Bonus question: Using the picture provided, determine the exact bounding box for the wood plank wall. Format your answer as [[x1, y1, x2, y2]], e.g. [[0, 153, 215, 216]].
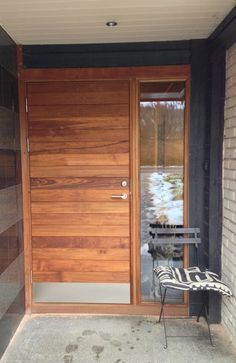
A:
[[28, 80, 131, 284]]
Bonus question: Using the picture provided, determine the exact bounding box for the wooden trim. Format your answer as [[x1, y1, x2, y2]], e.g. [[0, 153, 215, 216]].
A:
[[17, 45, 23, 70], [183, 74, 191, 306], [22, 65, 190, 82], [184, 76, 190, 233], [19, 64, 191, 315], [136, 70, 191, 307], [130, 79, 140, 305], [31, 302, 188, 316], [134, 79, 141, 305], [17, 45, 33, 313]]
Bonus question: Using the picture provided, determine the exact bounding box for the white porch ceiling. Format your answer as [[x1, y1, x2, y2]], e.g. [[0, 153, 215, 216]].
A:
[[0, 0, 235, 45]]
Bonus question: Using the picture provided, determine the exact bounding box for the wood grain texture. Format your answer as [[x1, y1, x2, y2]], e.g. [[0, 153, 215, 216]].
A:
[[31, 213, 129, 225], [33, 271, 129, 283], [130, 79, 140, 305], [29, 117, 128, 130], [29, 128, 129, 142], [28, 104, 129, 121], [32, 236, 129, 249], [28, 81, 129, 105], [30, 153, 129, 166], [33, 248, 129, 261], [183, 74, 190, 305], [31, 189, 129, 202], [23, 65, 191, 82], [31, 202, 129, 214], [31, 224, 129, 237], [30, 140, 129, 154], [28, 79, 131, 285], [30, 165, 129, 178], [21, 65, 191, 312], [31, 177, 129, 189], [33, 259, 129, 273]]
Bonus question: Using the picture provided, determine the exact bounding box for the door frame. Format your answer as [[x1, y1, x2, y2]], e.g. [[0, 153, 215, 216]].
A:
[[135, 77, 190, 306], [17, 45, 190, 315]]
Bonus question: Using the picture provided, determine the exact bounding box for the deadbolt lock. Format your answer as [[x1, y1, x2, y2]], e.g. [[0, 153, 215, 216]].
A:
[[121, 180, 128, 187]]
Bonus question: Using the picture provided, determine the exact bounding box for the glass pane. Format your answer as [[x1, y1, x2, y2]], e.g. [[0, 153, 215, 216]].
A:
[[140, 81, 185, 303]]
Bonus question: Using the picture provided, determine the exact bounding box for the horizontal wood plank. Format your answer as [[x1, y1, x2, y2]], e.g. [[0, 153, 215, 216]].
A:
[[29, 128, 129, 142], [28, 104, 129, 121], [33, 259, 129, 273], [28, 81, 129, 105], [30, 177, 129, 189], [30, 153, 129, 166], [33, 271, 129, 283], [30, 165, 129, 178], [23, 66, 190, 82], [33, 248, 129, 261], [31, 224, 129, 237], [29, 118, 129, 133], [31, 189, 129, 202], [31, 201, 129, 214], [28, 78, 131, 286], [30, 140, 129, 154], [32, 213, 129, 225], [32, 236, 129, 249]]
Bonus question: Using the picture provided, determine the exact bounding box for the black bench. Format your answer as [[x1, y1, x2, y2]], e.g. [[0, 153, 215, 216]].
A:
[[148, 225, 232, 348]]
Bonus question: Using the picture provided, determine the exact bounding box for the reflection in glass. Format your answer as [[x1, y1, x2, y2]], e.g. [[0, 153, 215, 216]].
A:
[[140, 81, 185, 303]]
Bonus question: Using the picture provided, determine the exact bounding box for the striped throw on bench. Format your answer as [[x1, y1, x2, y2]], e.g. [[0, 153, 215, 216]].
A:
[[154, 266, 232, 296]]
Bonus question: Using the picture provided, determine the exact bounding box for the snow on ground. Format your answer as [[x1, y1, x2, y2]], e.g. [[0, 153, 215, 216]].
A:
[[140, 167, 184, 302], [148, 171, 183, 225]]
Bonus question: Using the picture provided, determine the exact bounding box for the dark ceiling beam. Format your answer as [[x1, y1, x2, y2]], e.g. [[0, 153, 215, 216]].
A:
[[208, 5, 236, 50]]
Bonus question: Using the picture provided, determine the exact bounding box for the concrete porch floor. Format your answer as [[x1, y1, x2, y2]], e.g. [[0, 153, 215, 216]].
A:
[[1, 315, 236, 363]]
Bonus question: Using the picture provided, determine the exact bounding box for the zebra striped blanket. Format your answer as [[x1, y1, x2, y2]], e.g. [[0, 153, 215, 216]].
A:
[[154, 266, 232, 296]]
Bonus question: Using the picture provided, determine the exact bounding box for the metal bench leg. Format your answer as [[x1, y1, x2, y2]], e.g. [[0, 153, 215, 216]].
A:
[[158, 286, 166, 322], [196, 302, 205, 322], [152, 259, 155, 298], [158, 286, 168, 349], [203, 300, 214, 346], [196, 291, 214, 346]]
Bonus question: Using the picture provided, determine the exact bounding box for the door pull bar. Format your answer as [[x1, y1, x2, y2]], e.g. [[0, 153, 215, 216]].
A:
[[111, 193, 128, 200]]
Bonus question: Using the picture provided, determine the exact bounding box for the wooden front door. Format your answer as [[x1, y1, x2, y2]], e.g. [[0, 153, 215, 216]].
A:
[[27, 80, 130, 303]]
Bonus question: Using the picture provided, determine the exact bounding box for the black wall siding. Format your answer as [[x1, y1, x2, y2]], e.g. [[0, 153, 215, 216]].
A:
[[22, 41, 191, 68], [207, 46, 226, 323], [0, 26, 24, 358], [189, 40, 209, 268], [206, 6, 236, 322], [209, 6, 236, 51], [0, 27, 17, 77], [188, 40, 210, 316]]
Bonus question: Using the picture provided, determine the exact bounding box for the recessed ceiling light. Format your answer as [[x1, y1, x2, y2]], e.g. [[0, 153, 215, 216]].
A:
[[106, 21, 118, 27]]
